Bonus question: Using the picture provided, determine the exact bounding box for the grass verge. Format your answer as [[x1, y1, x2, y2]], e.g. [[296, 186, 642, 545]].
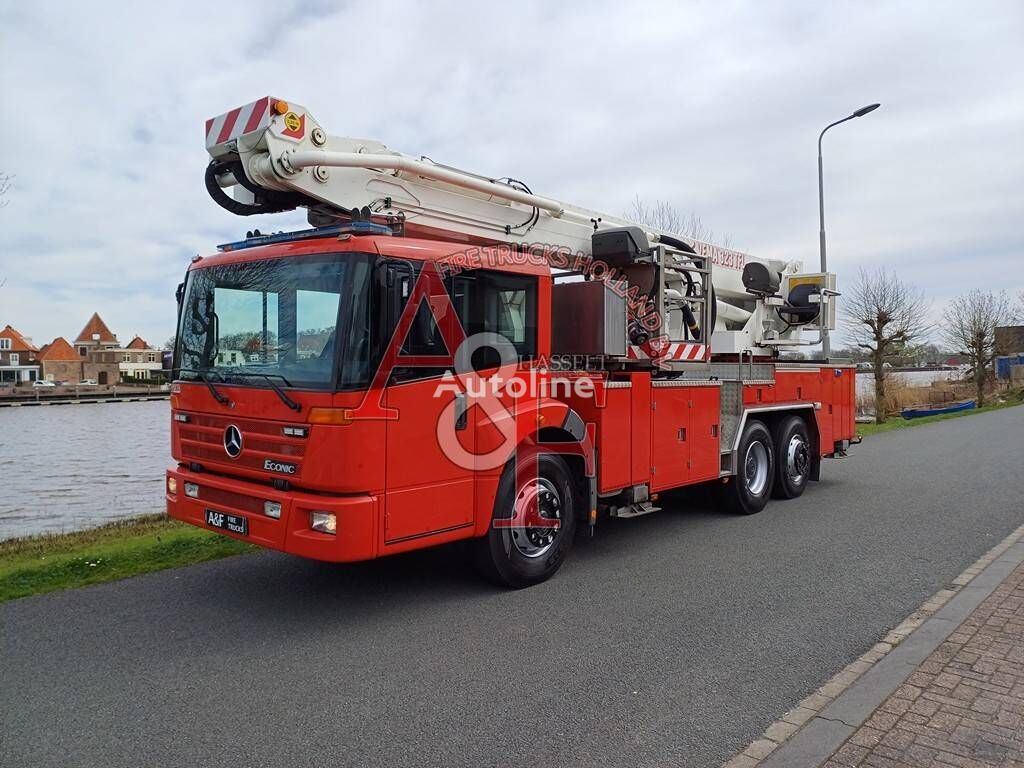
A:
[[0, 515, 253, 603], [858, 391, 1024, 437]]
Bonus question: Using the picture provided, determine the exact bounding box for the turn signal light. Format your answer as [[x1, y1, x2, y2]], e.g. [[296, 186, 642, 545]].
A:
[[167, 477, 177, 495], [310, 511, 337, 535], [308, 408, 354, 426], [273, 100, 289, 115]]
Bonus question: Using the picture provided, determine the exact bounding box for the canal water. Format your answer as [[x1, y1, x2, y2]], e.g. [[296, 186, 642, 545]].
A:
[[0, 400, 170, 540]]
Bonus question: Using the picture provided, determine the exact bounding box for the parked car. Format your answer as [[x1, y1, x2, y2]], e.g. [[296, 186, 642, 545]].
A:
[[78, 380, 98, 386], [32, 380, 56, 388]]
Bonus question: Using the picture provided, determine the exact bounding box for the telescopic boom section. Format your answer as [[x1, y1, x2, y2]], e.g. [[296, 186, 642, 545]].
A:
[[204, 97, 838, 356]]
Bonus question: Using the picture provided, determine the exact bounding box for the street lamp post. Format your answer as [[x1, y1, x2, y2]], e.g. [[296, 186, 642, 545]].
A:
[[818, 102, 880, 358]]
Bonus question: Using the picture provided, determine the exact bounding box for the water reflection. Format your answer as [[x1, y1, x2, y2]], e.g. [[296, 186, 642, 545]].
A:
[[0, 400, 169, 540]]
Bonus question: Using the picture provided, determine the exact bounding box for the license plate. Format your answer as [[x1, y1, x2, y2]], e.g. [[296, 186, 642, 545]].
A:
[[205, 509, 248, 536]]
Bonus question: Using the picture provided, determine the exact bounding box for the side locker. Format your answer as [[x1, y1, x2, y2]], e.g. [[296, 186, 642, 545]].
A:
[[650, 382, 691, 492], [688, 383, 721, 482], [817, 369, 835, 454], [630, 373, 652, 487], [833, 368, 854, 439]]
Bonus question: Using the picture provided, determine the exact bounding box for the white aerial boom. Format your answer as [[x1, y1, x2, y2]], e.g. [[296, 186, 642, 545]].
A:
[[204, 97, 837, 358]]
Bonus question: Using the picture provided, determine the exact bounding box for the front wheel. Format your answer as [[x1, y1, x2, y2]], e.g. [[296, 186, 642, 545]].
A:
[[772, 415, 812, 499], [720, 419, 775, 515], [474, 454, 577, 588]]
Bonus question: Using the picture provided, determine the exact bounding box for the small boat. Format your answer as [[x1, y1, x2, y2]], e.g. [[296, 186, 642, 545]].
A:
[[901, 400, 976, 419]]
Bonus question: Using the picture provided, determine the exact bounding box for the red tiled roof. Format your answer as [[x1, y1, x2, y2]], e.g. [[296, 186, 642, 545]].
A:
[[126, 335, 150, 350], [37, 337, 81, 361], [1, 324, 39, 353], [75, 313, 117, 343]]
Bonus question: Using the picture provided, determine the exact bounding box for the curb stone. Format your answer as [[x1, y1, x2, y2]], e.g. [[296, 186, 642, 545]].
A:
[[721, 521, 1024, 768]]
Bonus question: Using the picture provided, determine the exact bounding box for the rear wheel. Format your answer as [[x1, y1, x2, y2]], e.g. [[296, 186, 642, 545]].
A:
[[474, 454, 577, 588], [721, 419, 775, 515], [772, 415, 811, 499]]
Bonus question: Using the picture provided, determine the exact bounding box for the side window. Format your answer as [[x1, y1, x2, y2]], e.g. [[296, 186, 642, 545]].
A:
[[476, 271, 537, 360], [382, 260, 451, 384], [379, 262, 537, 383]]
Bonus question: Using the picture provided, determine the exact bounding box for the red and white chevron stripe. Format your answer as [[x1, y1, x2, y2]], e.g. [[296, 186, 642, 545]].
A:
[[627, 341, 709, 363], [205, 97, 274, 150]]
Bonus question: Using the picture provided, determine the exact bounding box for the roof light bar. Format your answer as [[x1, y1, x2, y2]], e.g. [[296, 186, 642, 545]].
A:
[[216, 221, 395, 252]]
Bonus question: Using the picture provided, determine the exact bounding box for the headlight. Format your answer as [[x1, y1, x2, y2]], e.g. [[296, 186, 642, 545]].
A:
[[184, 482, 199, 498], [264, 501, 282, 519], [167, 477, 177, 495], [310, 511, 336, 534]]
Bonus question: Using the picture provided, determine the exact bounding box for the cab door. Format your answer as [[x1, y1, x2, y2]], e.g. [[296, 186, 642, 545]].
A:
[[381, 261, 475, 544]]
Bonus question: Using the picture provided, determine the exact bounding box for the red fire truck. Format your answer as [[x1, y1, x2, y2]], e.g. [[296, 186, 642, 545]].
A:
[[167, 97, 857, 587]]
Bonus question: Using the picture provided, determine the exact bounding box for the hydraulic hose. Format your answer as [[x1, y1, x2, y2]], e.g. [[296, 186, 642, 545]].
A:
[[204, 160, 305, 217], [656, 234, 717, 341]]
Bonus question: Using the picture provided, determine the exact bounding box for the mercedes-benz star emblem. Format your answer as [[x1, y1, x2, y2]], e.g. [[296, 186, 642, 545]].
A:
[[223, 425, 243, 459]]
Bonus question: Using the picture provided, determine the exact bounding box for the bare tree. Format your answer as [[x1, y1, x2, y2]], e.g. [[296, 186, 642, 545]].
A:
[[1016, 290, 1024, 323], [0, 172, 11, 209], [942, 290, 1012, 407], [843, 267, 931, 423], [626, 196, 734, 248]]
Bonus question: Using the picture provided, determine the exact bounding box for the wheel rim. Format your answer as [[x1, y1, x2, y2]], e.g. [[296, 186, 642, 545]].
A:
[[785, 434, 809, 485], [744, 441, 769, 496], [510, 477, 562, 559]]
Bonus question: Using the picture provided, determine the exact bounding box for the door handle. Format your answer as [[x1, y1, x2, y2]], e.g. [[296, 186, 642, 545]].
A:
[[454, 392, 467, 431]]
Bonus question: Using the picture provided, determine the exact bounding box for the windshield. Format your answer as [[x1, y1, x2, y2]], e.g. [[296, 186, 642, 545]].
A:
[[175, 253, 371, 390]]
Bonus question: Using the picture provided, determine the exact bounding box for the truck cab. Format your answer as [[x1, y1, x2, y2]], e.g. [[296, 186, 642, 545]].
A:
[[167, 230, 575, 583]]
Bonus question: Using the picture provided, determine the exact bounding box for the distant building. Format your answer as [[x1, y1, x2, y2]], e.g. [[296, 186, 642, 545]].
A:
[[74, 312, 120, 357], [0, 325, 40, 384], [215, 349, 247, 367], [120, 336, 163, 380], [37, 337, 84, 383], [37, 335, 121, 385], [8, 314, 168, 386]]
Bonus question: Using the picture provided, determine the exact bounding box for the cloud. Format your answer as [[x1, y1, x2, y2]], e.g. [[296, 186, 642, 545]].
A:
[[0, 0, 1021, 349]]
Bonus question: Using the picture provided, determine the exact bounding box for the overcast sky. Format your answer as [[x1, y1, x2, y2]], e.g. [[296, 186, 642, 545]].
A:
[[1, 0, 1021, 349]]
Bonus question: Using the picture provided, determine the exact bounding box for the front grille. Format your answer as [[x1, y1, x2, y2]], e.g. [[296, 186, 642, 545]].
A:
[[179, 413, 305, 473]]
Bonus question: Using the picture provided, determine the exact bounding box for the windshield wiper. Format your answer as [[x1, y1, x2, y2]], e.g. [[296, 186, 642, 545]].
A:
[[179, 368, 231, 407], [223, 371, 302, 412]]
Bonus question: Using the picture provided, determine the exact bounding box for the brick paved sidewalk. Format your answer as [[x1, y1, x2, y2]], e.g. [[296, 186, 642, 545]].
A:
[[821, 560, 1024, 768]]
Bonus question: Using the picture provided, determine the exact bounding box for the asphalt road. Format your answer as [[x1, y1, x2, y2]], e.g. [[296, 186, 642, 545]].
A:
[[3, 406, 1023, 768]]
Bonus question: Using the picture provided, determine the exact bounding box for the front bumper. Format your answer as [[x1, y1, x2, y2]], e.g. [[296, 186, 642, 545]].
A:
[[166, 466, 379, 562]]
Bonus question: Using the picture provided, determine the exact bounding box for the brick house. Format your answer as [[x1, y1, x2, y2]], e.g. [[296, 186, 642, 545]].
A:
[[37, 337, 83, 383], [83, 348, 124, 385], [74, 313, 120, 358], [36, 336, 121, 384], [0, 324, 40, 384], [120, 336, 163, 380]]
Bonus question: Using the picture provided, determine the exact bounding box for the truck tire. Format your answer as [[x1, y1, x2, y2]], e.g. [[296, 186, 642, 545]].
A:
[[721, 419, 775, 515], [772, 415, 811, 499], [474, 454, 577, 588]]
